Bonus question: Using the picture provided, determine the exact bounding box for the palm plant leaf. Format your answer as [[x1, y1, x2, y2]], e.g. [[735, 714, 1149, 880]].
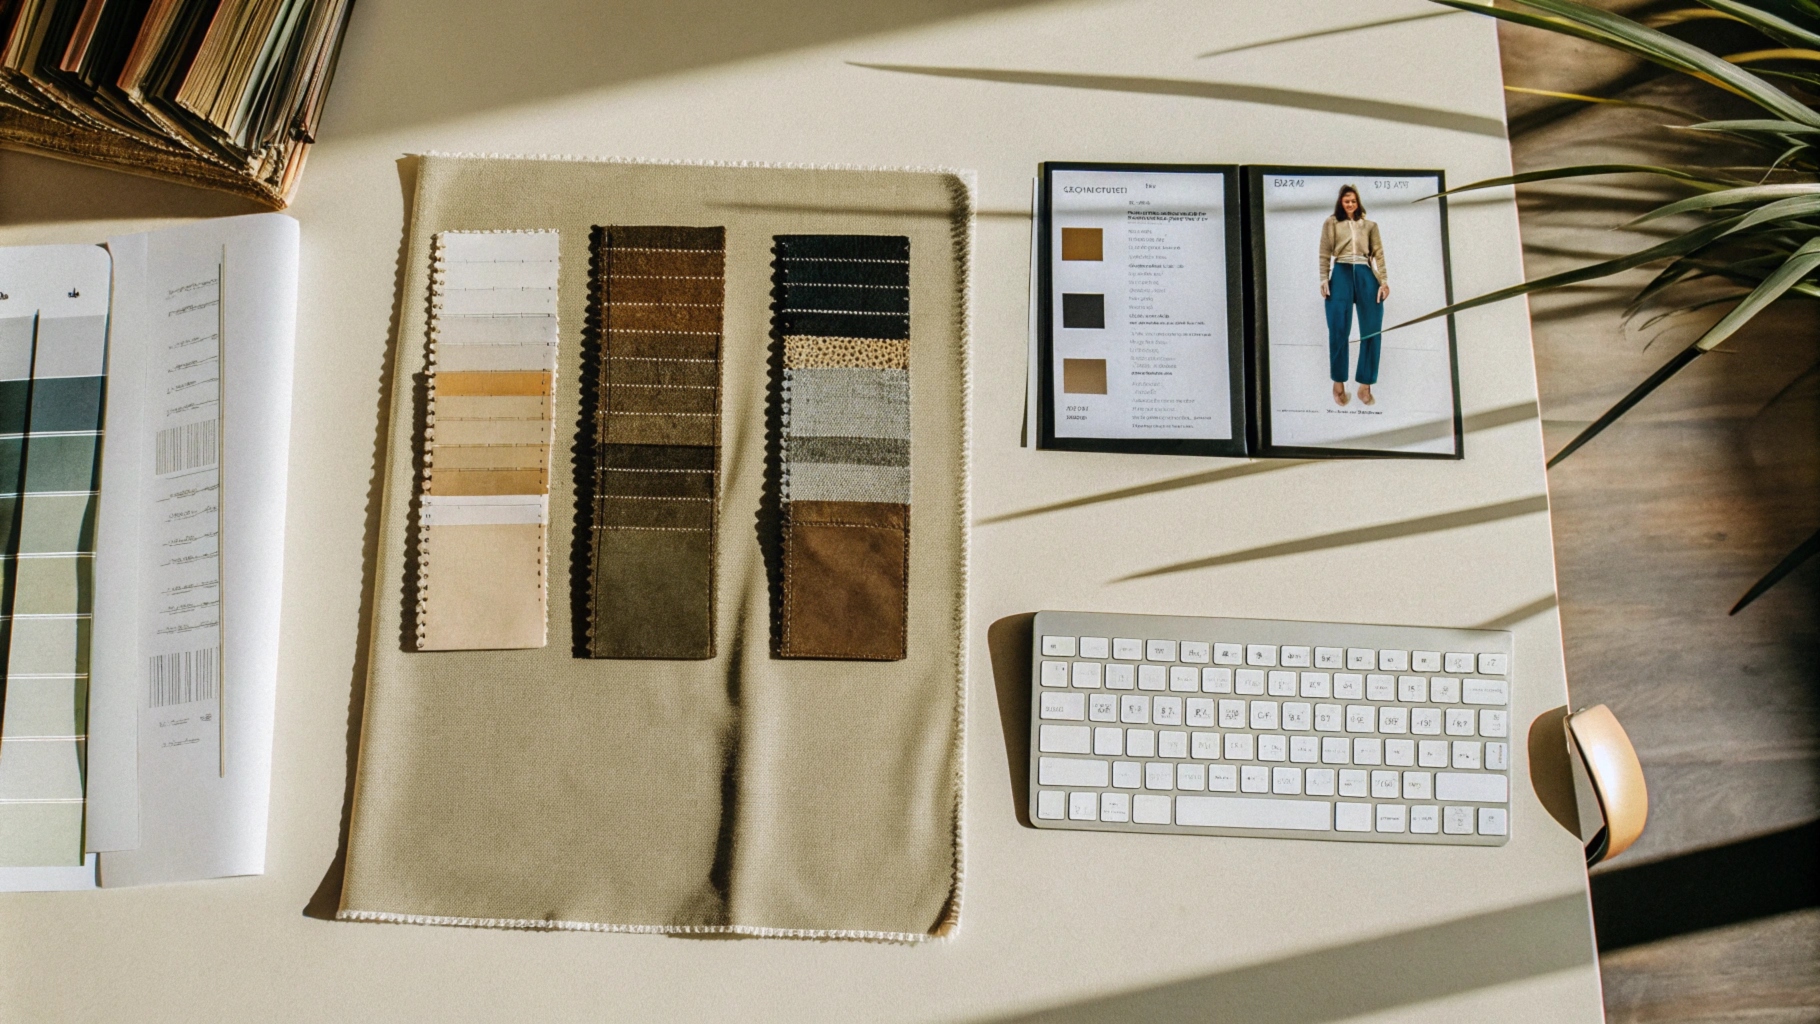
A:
[[1431, 164, 1744, 200], [1720, 191, 1820, 230], [1504, 85, 1703, 120], [1629, 181, 1820, 224], [1699, 0, 1820, 48], [1547, 344, 1705, 467], [1724, 46, 1820, 61], [1731, 525, 1820, 612]]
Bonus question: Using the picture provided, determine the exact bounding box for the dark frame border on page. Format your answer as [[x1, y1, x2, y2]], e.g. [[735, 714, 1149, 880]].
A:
[[1245, 165, 1464, 461], [1037, 161, 1249, 458]]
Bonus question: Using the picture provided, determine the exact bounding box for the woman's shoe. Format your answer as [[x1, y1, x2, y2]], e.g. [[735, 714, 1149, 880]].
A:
[[1333, 384, 1350, 407], [1358, 384, 1375, 406]]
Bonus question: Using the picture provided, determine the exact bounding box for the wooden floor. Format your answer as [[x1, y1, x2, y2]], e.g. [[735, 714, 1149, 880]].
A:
[[1500, 15, 1820, 1022]]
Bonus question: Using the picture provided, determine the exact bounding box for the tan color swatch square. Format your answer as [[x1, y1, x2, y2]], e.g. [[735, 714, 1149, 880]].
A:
[[1060, 227, 1103, 261], [418, 523, 546, 650], [1062, 357, 1109, 394]]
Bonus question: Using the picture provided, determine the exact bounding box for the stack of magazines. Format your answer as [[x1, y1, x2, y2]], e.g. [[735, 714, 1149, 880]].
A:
[[0, 0, 355, 207]]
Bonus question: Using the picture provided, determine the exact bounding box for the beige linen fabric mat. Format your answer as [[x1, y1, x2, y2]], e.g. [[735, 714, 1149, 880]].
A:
[[338, 155, 971, 940]]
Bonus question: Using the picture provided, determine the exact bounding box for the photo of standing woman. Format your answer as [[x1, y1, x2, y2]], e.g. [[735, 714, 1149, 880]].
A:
[[1320, 185, 1388, 407]]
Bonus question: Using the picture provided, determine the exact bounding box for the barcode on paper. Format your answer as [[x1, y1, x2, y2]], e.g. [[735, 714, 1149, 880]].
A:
[[148, 648, 218, 707], [155, 419, 218, 475]]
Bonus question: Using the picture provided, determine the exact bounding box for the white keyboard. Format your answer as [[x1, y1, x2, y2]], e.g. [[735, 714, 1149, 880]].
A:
[[1029, 610, 1514, 846]]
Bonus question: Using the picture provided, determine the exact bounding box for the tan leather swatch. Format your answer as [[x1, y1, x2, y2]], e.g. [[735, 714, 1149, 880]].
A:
[[435, 371, 553, 396], [428, 468, 548, 496], [779, 501, 908, 661]]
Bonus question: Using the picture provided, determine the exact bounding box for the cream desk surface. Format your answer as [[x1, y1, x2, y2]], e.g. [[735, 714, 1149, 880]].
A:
[[0, 1, 1604, 1021]]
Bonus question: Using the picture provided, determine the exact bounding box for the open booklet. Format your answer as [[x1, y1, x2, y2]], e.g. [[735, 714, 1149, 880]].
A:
[[0, 212, 297, 891]]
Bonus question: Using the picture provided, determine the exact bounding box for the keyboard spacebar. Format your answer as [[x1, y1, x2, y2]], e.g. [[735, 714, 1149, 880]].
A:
[[1176, 796, 1333, 831]]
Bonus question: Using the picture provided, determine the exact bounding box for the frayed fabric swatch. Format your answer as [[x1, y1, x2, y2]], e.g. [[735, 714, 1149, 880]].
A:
[[417, 231, 559, 651], [588, 226, 725, 659], [774, 234, 911, 661]]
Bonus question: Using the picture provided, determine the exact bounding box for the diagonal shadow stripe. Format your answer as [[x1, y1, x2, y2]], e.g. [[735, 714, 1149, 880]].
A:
[[850, 64, 1508, 138], [1472, 593, 1558, 629], [1197, 10, 1462, 58], [972, 892, 1592, 1024], [1118, 495, 1550, 581], [980, 401, 1538, 526]]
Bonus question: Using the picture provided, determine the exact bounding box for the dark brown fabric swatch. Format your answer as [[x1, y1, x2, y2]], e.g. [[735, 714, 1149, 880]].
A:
[[779, 501, 909, 661], [589, 225, 726, 660]]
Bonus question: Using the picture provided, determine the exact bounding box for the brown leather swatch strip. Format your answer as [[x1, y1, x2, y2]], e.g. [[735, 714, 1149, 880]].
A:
[[589, 226, 725, 660], [779, 500, 909, 661]]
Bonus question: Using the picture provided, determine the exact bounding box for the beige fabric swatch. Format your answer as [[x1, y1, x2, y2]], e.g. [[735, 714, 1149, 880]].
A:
[[341, 156, 971, 940]]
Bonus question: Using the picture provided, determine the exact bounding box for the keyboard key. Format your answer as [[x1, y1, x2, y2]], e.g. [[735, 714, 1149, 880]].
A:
[[1106, 664, 1136, 689], [1281, 645, 1312, 667], [1444, 653, 1475, 674], [1069, 792, 1097, 820], [1367, 674, 1395, 701], [1305, 768, 1336, 795], [1154, 696, 1183, 725], [1218, 699, 1246, 727], [1208, 764, 1238, 791], [1444, 805, 1475, 834], [1411, 708, 1441, 735], [1371, 770, 1400, 798], [1089, 694, 1117, 722], [1037, 790, 1065, 819], [1290, 736, 1319, 762], [1071, 662, 1102, 688], [1213, 643, 1243, 665], [1352, 738, 1382, 765], [1042, 635, 1077, 657], [1146, 763, 1174, 789], [1273, 766, 1303, 794], [1485, 741, 1509, 771], [1133, 794, 1171, 824], [1445, 709, 1475, 736], [1170, 667, 1199, 692], [1258, 735, 1287, 761], [1464, 679, 1508, 706], [1113, 638, 1143, 660], [1410, 804, 1439, 833], [1158, 731, 1187, 758], [1418, 740, 1449, 768], [1385, 739, 1415, 766], [1376, 804, 1408, 833], [1240, 766, 1269, 792], [1094, 727, 1123, 755], [1191, 731, 1221, 758], [1186, 698, 1214, 726], [1283, 702, 1312, 731], [1334, 673, 1364, 699], [1336, 802, 1372, 831], [1120, 695, 1150, 724], [1478, 807, 1509, 835], [1378, 707, 1409, 734], [1138, 665, 1167, 690], [1315, 647, 1344, 669], [1268, 670, 1298, 696], [1403, 771, 1433, 800], [1314, 704, 1343, 732], [1480, 710, 1508, 738], [1412, 651, 1441, 673], [1039, 757, 1108, 787], [1113, 761, 1141, 788], [1247, 644, 1278, 666], [1452, 741, 1481, 770], [1177, 795, 1333, 831], [1251, 701, 1279, 730], [1478, 653, 1509, 676], [1378, 650, 1409, 672], [1225, 733, 1255, 760], [1201, 667, 1233, 692], [1347, 648, 1376, 670], [1147, 639, 1178, 662], [1039, 724, 1091, 753], [1300, 672, 1332, 698], [1346, 705, 1375, 733], [1431, 677, 1461, 703], [1398, 676, 1429, 702], [1338, 769, 1368, 797], [1041, 661, 1068, 687], [1126, 729, 1156, 757], [1235, 669, 1266, 695], [1177, 762, 1206, 791], [1436, 772, 1507, 803], [1100, 792, 1129, 822], [1180, 641, 1210, 664], [1079, 636, 1110, 659], [1041, 692, 1085, 720], [1322, 737, 1350, 764]]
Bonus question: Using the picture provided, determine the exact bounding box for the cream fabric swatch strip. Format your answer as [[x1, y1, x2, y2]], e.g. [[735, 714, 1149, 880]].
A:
[[417, 231, 560, 651]]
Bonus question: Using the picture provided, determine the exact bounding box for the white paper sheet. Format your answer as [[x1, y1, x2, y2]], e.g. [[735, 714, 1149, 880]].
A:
[[88, 213, 298, 886]]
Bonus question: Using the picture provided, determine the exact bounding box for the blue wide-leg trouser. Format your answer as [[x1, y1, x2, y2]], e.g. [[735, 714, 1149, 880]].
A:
[[1325, 262, 1383, 384]]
